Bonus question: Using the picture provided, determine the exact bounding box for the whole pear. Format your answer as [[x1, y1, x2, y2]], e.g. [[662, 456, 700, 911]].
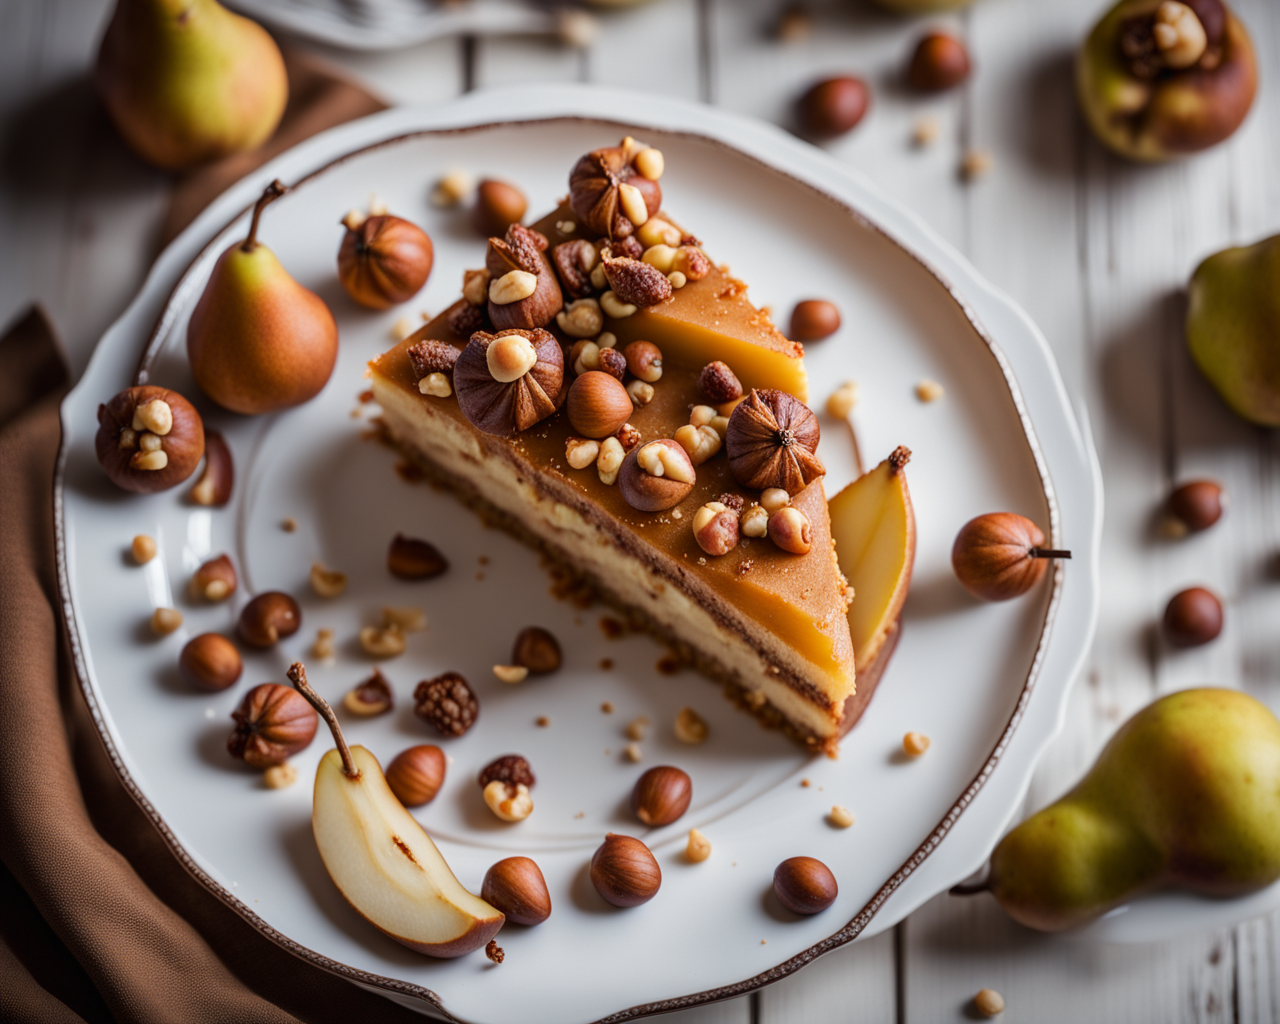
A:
[[96, 0, 287, 170], [188, 181, 338, 415], [1187, 234, 1280, 427], [990, 688, 1280, 932]]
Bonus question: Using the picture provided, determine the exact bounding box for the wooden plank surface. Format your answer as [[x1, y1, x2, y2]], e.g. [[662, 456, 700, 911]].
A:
[[2, 0, 1279, 1020]]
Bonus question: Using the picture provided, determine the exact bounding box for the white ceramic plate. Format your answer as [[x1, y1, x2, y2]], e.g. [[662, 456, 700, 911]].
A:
[[227, 0, 556, 52], [58, 87, 1103, 1022]]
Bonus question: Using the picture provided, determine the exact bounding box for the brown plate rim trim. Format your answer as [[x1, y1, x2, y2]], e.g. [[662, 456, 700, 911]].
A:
[[55, 112, 1068, 1024]]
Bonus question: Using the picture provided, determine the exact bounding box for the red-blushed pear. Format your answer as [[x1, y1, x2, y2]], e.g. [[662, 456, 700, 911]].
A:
[[828, 447, 916, 671], [287, 664, 504, 958], [188, 181, 339, 415]]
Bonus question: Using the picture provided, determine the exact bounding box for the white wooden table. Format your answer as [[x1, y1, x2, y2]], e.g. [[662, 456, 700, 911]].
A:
[[4, 0, 1278, 1019]]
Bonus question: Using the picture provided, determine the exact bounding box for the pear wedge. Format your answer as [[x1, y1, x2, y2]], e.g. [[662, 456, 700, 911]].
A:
[[288, 664, 503, 958], [828, 447, 917, 671]]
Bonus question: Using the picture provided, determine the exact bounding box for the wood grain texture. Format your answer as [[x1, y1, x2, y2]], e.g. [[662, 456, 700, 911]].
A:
[[3, 0, 1279, 1019]]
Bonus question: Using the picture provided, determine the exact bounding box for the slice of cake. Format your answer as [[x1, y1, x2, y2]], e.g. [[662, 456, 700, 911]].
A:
[[371, 138, 890, 754]]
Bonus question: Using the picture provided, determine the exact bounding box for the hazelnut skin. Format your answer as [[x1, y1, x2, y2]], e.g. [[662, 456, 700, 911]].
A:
[[482, 856, 552, 926], [95, 386, 205, 493], [590, 833, 662, 907], [789, 300, 841, 342], [1168, 480, 1226, 532], [473, 179, 527, 238], [566, 371, 633, 439], [630, 766, 693, 827], [237, 591, 302, 648], [178, 633, 242, 692], [618, 440, 696, 513], [796, 76, 871, 137], [908, 32, 972, 91], [773, 856, 838, 915], [385, 745, 447, 807], [1162, 586, 1223, 647]]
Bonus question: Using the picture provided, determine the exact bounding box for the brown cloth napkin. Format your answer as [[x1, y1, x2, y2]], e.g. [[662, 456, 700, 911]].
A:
[[0, 50, 443, 1024]]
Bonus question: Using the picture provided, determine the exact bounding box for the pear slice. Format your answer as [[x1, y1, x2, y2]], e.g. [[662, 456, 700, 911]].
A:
[[288, 664, 504, 958], [828, 447, 917, 671]]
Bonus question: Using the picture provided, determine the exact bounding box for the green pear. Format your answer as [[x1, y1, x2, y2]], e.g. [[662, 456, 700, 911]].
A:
[[187, 181, 338, 415], [990, 688, 1280, 932], [288, 665, 505, 958], [1187, 235, 1280, 427], [95, 0, 287, 170]]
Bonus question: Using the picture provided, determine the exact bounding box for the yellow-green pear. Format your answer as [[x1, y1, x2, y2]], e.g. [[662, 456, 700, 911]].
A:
[[1187, 234, 1280, 427], [990, 689, 1280, 932], [95, 0, 287, 170], [287, 665, 504, 958], [187, 181, 338, 415]]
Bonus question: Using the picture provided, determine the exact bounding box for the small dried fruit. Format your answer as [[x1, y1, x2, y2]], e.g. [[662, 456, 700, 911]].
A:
[[951, 512, 1070, 601], [338, 212, 434, 310], [192, 553, 237, 601], [414, 672, 479, 737], [385, 745, 446, 806], [96, 386, 204, 493], [228, 683, 318, 769], [1167, 479, 1226, 533], [238, 591, 302, 648], [602, 256, 672, 308], [191, 430, 234, 506], [482, 857, 551, 926], [179, 633, 242, 692], [388, 533, 448, 580], [630, 765, 693, 827], [590, 833, 661, 907], [342, 668, 394, 717], [698, 361, 743, 404], [455, 328, 564, 435], [726, 389, 825, 494], [773, 856, 838, 915], [513, 627, 562, 674], [1162, 586, 1223, 647], [797, 76, 870, 137], [566, 371, 633, 439]]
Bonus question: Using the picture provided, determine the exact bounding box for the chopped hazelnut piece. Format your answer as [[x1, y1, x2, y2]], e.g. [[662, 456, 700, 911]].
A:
[[826, 381, 859, 419], [281, 517, 298, 533], [916, 379, 945, 403], [566, 436, 601, 470], [600, 290, 637, 320], [674, 706, 709, 744], [675, 423, 722, 467], [419, 373, 452, 398], [829, 805, 855, 828], [903, 732, 931, 757], [624, 742, 642, 763], [359, 624, 406, 658], [131, 534, 157, 564], [760, 488, 790, 515], [494, 664, 530, 684], [310, 562, 347, 598], [626, 716, 650, 741], [263, 763, 299, 789], [150, 607, 183, 636], [313, 628, 335, 662], [601, 701, 615, 714], [686, 828, 712, 863], [741, 504, 769, 538], [912, 116, 941, 147], [961, 149, 994, 181], [390, 316, 417, 342], [484, 780, 534, 822], [626, 379, 655, 407], [431, 168, 474, 207], [382, 606, 426, 632], [974, 988, 1005, 1017]]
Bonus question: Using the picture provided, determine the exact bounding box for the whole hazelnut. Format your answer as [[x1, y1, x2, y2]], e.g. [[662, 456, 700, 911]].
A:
[[95, 386, 205, 493], [512, 627, 562, 674], [337, 212, 434, 310], [178, 633, 242, 692], [698, 361, 743, 404], [1168, 479, 1226, 533], [385, 745, 447, 806], [619, 440, 697, 513], [768, 506, 813, 555], [694, 502, 740, 557], [1162, 586, 1223, 647], [238, 591, 302, 648], [630, 765, 693, 827], [590, 833, 662, 907], [227, 683, 318, 769], [472, 179, 527, 238], [482, 857, 552, 926], [908, 32, 972, 92], [952, 513, 1071, 601], [622, 340, 664, 383], [796, 76, 871, 137], [566, 371, 633, 439], [387, 533, 448, 580], [789, 300, 841, 342], [773, 856, 838, 915]]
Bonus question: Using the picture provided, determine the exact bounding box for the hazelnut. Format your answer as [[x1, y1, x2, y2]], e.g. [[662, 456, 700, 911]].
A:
[[773, 856, 838, 915], [486, 333, 539, 381], [482, 857, 552, 926], [687, 828, 712, 863], [951, 511, 1070, 601], [493, 664, 529, 684], [633, 147, 664, 181], [238, 592, 301, 649], [96, 386, 204, 493], [741, 504, 769, 538], [590, 834, 661, 907], [150, 607, 183, 636], [908, 32, 972, 92], [131, 534, 157, 564], [622, 340, 663, 383], [192, 554, 237, 601], [513, 627, 562, 674], [789, 300, 841, 342], [190, 430, 233, 506], [675, 423, 722, 467], [639, 219, 682, 250], [570, 339, 601, 376], [472, 179, 527, 238], [359, 623, 406, 658], [829, 805, 855, 828], [600, 290, 637, 320], [903, 732, 931, 757], [565, 436, 601, 470], [1168, 479, 1226, 533], [769, 506, 813, 555], [309, 562, 347, 598], [974, 988, 1006, 1017], [387, 533, 448, 580], [414, 672, 479, 736], [484, 781, 534, 822], [178, 633, 242, 692], [342, 668, 394, 716], [619, 440, 696, 513], [556, 297, 604, 338], [337, 212, 434, 310], [698, 361, 743, 404], [626, 379, 655, 407], [262, 763, 298, 790], [642, 243, 678, 273], [567, 371, 633, 439], [761, 488, 791, 514], [597, 436, 626, 485], [630, 765, 693, 827], [385, 744, 446, 806], [1162, 586, 1223, 647], [693, 502, 740, 557], [228, 683, 318, 769], [673, 706, 708, 744], [797, 76, 870, 137]]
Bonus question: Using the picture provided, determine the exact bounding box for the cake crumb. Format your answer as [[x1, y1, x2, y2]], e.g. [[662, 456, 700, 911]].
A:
[[601, 701, 615, 714], [281, 517, 297, 533], [574, 811, 585, 819], [761, 939, 767, 945], [961, 148, 995, 181], [535, 716, 550, 727], [912, 115, 940, 147], [599, 615, 625, 639], [656, 655, 681, 675], [485, 940, 504, 964], [829, 805, 855, 828], [915, 379, 945, 403], [600, 658, 614, 671], [358, 389, 374, 403], [624, 742, 642, 762], [672, 508, 683, 520], [800, 778, 811, 788], [476, 572, 486, 581], [394, 460, 425, 483], [626, 716, 650, 741], [479, 555, 490, 565]]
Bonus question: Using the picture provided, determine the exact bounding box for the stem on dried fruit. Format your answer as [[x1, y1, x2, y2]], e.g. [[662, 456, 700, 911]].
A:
[[1030, 548, 1072, 560], [242, 180, 289, 253], [287, 662, 359, 779]]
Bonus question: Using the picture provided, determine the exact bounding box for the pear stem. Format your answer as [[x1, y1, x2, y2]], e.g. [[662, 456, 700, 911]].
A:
[[287, 662, 360, 780], [1030, 548, 1072, 560], [242, 179, 289, 253]]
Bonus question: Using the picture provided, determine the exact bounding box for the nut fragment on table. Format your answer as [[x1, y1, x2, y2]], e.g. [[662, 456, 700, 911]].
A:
[[916, 378, 945, 402], [192, 554, 237, 602], [359, 623, 406, 658], [626, 379, 654, 407], [912, 116, 941, 147], [414, 672, 479, 737], [961, 149, 995, 181], [494, 664, 529, 684], [597, 435, 625, 486], [675, 423, 722, 467], [741, 504, 769, 538], [626, 716, 650, 741], [151, 607, 183, 636], [826, 381, 859, 419], [829, 805, 855, 828], [903, 732, 931, 757], [974, 988, 1005, 1017], [431, 168, 474, 207], [131, 534, 157, 564], [313, 628, 335, 662], [342, 668, 394, 717], [263, 763, 298, 790], [310, 562, 347, 598], [484, 780, 534, 822], [674, 706, 709, 744], [387, 533, 448, 580], [382, 605, 426, 633], [686, 828, 712, 863], [512, 627, 562, 674]]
